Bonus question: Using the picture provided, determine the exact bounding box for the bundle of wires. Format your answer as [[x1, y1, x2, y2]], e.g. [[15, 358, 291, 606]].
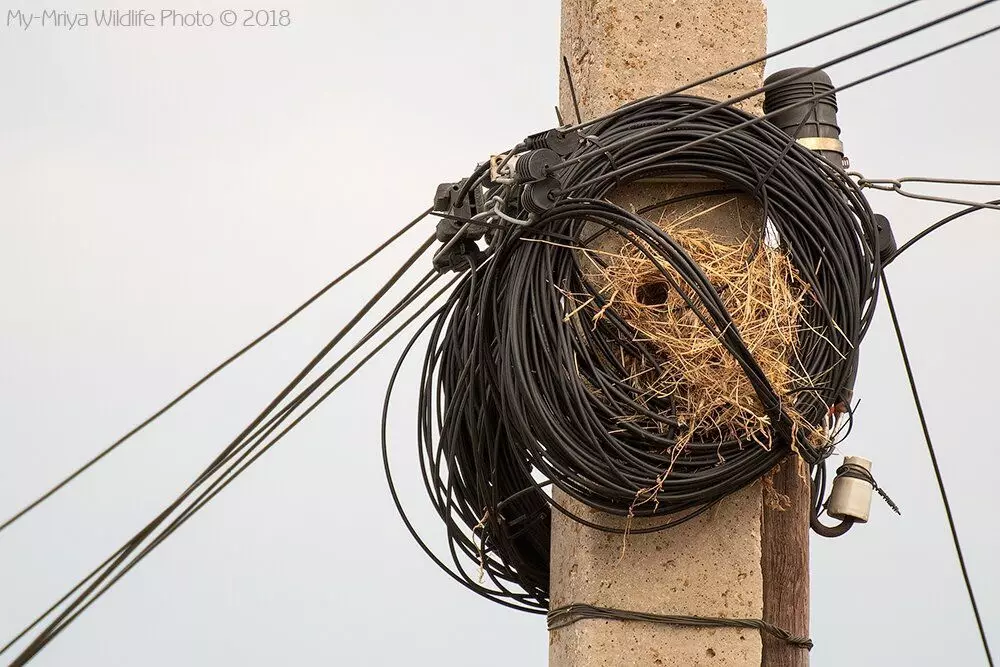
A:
[[384, 94, 882, 612]]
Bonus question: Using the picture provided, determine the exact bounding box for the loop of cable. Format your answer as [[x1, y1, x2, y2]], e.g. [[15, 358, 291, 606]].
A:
[[385, 95, 882, 610]]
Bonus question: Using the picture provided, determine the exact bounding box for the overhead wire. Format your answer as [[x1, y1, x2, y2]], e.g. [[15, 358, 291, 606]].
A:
[[560, 0, 925, 131], [881, 273, 995, 666], [555, 18, 1000, 194], [2, 269, 457, 659], [4, 236, 450, 663], [890, 199, 1000, 261], [846, 175, 1000, 662], [9, 280, 461, 664], [0, 209, 432, 535], [555, 0, 998, 173]]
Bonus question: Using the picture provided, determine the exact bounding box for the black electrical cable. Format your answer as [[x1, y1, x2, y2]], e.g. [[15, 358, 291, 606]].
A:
[[882, 273, 995, 666], [0, 209, 431, 536], [457, 0, 956, 209], [385, 94, 882, 612], [562, 0, 925, 131], [2, 270, 456, 659], [4, 236, 449, 663], [554, 17, 1000, 193], [889, 199, 1000, 262], [555, 0, 996, 174], [547, 604, 813, 649]]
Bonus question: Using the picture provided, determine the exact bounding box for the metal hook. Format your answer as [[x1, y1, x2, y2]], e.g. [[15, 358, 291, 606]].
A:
[[491, 197, 533, 227], [851, 172, 1000, 211], [849, 172, 900, 191]]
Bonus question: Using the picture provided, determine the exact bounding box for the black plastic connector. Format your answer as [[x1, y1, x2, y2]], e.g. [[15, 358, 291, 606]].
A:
[[763, 68, 844, 168], [432, 178, 486, 242], [433, 238, 486, 273], [433, 181, 460, 214], [520, 177, 560, 215], [524, 128, 582, 157], [514, 149, 561, 181], [874, 214, 897, 265]]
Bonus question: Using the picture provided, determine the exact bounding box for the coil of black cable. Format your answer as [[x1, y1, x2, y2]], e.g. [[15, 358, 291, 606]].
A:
[[384, 94, 881, 610]]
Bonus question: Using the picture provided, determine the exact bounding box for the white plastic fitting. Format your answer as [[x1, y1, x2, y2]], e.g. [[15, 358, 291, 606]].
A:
[[827, 455, 874, 523]]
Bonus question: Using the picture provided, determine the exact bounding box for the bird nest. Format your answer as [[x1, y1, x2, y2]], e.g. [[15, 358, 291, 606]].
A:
[[569, 198, 822, 457]]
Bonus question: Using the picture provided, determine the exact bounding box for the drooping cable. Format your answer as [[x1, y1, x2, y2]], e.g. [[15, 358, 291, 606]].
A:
[[381, 13, 1000, 648], [380, 10, 1000, 615], [887, 198, 1000, 262]]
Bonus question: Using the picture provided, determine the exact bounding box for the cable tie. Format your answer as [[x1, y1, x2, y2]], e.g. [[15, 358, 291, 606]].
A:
[[582, 134, 621, 183]]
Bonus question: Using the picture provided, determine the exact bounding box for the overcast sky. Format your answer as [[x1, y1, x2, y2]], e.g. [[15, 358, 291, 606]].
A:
[[1, 0, 999, 665]]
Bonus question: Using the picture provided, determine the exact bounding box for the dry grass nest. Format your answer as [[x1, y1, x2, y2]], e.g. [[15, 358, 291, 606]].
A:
[[566, 198, 826, 462]]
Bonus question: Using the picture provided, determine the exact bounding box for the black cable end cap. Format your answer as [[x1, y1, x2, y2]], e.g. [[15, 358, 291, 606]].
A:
[[874, 214, 897, 264], [520, 178, 560, 215]]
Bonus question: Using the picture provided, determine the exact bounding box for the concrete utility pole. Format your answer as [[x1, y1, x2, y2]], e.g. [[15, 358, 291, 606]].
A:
[[550, 2, 811, 666]]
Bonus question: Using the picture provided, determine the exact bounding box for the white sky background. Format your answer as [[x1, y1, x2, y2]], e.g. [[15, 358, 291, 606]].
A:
[[1, 0, 999, 664]]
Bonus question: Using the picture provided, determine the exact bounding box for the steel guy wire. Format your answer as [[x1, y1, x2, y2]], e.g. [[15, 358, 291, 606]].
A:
[[854, 174, 1000, 211], [554, 0, 997, 172]]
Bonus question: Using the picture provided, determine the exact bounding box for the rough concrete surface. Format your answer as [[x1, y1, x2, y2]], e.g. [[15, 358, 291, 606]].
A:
[[559, 0, 767, 120], [550, 487, 764, 666], [550, 1, 770, 665]]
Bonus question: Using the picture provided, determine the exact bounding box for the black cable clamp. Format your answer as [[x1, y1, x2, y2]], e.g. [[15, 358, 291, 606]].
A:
[[432, 237, 486, 273], [431, 178, 490, 273], [520, 178, 561, 215], [433, 179, 486, 242], [503, 132, 579, 212], [523, 128, 583, 157]]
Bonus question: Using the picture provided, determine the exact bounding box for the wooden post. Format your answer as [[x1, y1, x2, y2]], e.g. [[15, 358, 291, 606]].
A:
[[549, 2, 811, 666]]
